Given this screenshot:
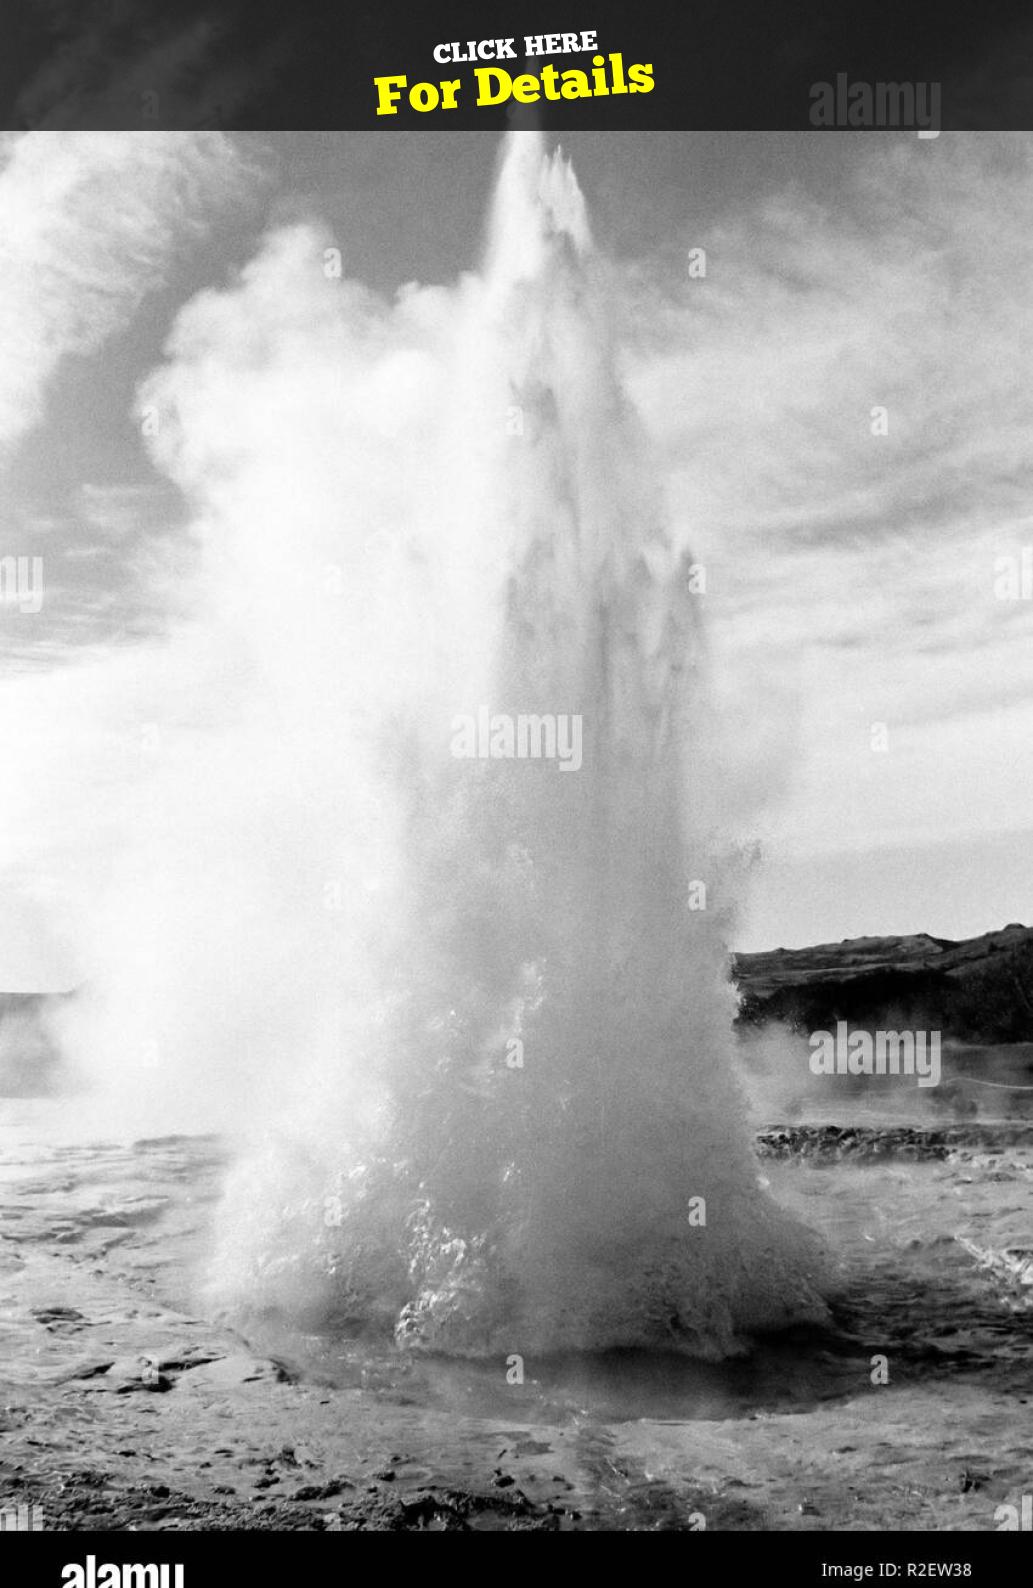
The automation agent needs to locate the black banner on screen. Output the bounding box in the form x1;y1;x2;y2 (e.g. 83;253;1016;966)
4;0;1033;130
1;1527;1030;1578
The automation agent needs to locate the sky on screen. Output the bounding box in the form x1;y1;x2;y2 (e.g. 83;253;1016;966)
1;128;1032;985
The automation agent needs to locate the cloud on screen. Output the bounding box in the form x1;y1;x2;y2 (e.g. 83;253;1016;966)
0;130;249;455
623;133;1033;867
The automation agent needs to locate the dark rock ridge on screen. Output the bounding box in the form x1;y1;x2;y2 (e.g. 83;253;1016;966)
732;923;1033;1043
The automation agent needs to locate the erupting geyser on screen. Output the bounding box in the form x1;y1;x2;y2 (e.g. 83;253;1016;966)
209;132;826;1355
61;131;827;1356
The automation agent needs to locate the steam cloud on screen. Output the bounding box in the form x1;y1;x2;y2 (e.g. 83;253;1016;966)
9;131;829;1355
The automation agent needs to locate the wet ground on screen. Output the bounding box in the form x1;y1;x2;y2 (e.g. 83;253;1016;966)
1;1101;1031;1531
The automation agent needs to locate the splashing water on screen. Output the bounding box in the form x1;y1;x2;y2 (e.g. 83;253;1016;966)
55;132;826;1356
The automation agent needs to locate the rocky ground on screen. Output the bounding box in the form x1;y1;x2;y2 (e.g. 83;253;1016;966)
2;1103;1031;1532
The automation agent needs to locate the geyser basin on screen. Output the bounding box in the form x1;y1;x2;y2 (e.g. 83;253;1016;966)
192;131;828;1357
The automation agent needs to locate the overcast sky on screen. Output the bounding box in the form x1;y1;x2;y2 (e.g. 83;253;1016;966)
1;128;1032;984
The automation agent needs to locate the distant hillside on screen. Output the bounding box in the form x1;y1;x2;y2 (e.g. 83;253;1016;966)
732;923;1033;1043
5;925;1033;1099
